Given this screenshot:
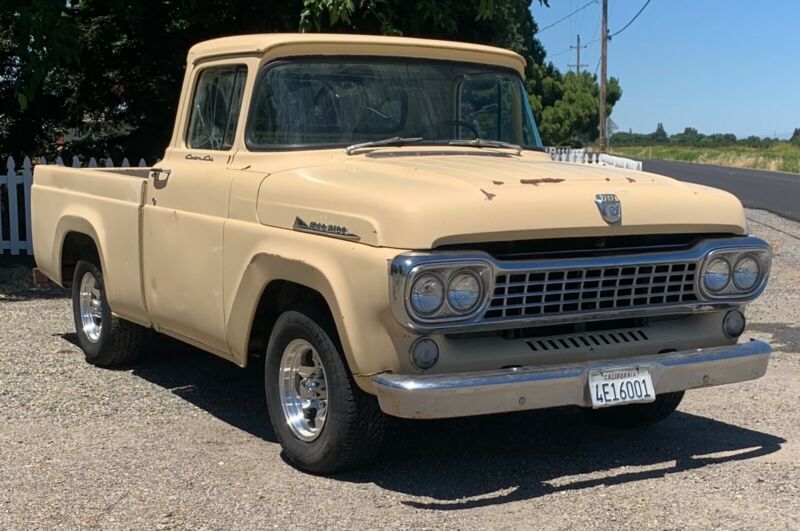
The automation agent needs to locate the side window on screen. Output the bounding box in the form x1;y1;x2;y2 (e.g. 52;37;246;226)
186;65;247;150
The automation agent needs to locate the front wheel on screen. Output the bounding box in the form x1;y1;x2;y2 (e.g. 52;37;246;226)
586;391;685;428
72;258;146;367
264;311;385;474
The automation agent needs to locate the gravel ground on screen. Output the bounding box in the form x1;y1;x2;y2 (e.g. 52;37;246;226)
1;209;798;530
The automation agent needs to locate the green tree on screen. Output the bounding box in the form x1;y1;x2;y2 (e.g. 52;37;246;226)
1;0;619;159
0;0;79;156
538;72;621;146
790;128;800;145
650;122;669;144
671;126;701;144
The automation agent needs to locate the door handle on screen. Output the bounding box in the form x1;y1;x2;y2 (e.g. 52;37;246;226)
150;168;171;189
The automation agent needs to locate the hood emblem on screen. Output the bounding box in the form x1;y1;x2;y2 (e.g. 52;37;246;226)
595;194;622;225
293;217;361;241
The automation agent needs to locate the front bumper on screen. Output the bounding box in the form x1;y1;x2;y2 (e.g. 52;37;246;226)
372;340;772;419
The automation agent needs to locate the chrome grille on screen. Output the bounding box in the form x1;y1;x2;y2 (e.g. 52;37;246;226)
484;262;699;320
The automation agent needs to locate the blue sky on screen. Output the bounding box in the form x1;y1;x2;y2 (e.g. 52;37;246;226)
531;0;800;138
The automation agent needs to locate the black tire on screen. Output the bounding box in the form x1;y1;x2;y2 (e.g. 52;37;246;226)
72;258;146;368
586;391;685;428
264;310;385;474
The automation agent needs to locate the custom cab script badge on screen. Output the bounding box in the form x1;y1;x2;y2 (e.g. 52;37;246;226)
293;217;361;241
185;153;214;161
595;193;622;225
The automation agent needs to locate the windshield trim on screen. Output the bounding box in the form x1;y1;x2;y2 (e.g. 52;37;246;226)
244;55;544;153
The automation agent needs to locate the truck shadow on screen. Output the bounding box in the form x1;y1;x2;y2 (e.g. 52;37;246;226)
83;333;784;509
346;409;784;510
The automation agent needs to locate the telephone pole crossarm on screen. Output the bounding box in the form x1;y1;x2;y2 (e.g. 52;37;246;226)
568;34;588;73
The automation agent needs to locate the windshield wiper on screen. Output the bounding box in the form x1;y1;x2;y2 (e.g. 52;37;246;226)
345;136;423;155
448;138;522;156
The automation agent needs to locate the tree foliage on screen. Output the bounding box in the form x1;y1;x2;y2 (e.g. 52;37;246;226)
0;0;617;160
612;124;787;148
538;72;621;146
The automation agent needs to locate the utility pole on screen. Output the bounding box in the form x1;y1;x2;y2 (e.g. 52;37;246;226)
598;0;609;152
568;34;588;74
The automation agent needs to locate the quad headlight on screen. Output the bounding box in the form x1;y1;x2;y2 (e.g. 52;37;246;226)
447;271;482;312
410;274;445;315
700;247;770;298
703;257;731;292
399;261;492;322
732;255;760;291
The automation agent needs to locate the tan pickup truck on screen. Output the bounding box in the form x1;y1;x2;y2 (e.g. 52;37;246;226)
32;34;772;473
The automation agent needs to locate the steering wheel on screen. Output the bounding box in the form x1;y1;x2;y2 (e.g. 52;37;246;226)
439;120;480;139
350;90;405;135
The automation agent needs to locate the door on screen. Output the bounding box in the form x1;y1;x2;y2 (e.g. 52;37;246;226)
142;63;247;353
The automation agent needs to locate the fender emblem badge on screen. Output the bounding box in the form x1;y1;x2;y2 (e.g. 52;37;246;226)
293;217;361;241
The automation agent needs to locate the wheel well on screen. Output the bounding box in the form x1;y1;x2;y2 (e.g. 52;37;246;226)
247;280;341;361
61;232;98;285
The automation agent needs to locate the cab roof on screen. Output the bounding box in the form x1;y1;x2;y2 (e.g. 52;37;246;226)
187;33;527;76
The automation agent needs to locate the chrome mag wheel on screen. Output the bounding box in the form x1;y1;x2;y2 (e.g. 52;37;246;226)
78;271;103;343
279;338;329;442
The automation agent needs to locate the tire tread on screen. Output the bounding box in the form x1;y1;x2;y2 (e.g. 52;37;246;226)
72;259;145;368
265;311;385;474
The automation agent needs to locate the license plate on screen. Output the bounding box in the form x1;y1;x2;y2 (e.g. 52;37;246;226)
589;367;655;408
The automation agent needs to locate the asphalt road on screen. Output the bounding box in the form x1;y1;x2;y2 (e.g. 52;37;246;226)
642;159;800;222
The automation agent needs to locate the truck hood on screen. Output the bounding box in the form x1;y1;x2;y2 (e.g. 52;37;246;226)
255;151;747;249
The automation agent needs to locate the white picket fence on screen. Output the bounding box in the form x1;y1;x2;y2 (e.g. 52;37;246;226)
0;155;149;256
546;147;643;171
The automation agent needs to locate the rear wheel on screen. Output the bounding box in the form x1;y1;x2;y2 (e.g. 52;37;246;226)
264;311;385;474
72;258;146;367
586;391;685;428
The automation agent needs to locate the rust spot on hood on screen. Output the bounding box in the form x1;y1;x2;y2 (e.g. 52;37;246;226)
480;188;496;200
492;180;505;185
520;178;565;186
626;177;636;183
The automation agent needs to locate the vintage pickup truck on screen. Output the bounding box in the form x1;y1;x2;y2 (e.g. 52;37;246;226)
33;34;772;473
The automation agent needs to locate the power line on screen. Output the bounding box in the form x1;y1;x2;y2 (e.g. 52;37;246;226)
610;0;654;37
549;47;574;58
538;0;598;33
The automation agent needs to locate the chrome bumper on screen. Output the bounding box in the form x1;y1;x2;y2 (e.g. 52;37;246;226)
372;340;772;419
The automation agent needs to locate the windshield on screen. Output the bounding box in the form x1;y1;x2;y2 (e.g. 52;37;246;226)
246;58;543;150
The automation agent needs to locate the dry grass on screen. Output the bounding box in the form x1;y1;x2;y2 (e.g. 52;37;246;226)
612;144;800;174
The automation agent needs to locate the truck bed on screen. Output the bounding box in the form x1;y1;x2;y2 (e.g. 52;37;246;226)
32;165;152;326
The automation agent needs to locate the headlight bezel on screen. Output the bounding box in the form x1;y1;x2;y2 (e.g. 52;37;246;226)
699;246;770;299
393;257;494;324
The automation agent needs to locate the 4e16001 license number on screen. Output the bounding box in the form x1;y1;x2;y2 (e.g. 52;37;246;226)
589;367;655;408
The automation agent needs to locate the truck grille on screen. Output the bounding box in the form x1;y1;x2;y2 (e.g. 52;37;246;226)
484;262;699;320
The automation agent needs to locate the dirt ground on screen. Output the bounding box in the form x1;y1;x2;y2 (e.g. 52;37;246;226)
1;209;798;530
